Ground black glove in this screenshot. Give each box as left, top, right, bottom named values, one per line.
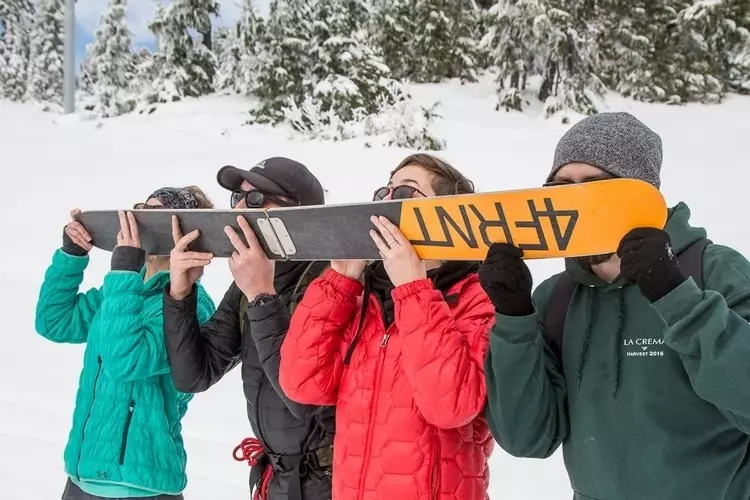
left=62, top=228, right=88, bottom=257
left=617, top=228, right=686, bottom=302
left=478, top=243, right=533, bottom=316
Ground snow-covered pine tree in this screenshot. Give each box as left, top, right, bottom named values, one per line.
left=596, top=0, right=687, bottom=103
left=411, top=0, right=454, bottom=82
left=447, top=0, right=482, bottom=82
left=409, top=0, right=481, bottom=83
left=536, top=1, right=605, bottom=117
left=216, top=0, right=264, bottom=95
left=485, top=0, right=605, bottom=117
left=143, top=0, right=219, bottom=105
left=669, top=0, right=750, bottom=101
left=597, top=0, right=749, bottom=104
left=302, top=0, right=396, bottom=122
left=250, top=0, right=314, bottom=123
left=26, top=0, right=64, bottom=106
left=0, top=0, right=34, bottom=101
left=84, top=0, right=136, bottom=117
left=370, top=0, right=414, bottom=80
left=473, top=0, right=494, bottom=71
left=214, top=25, right=237, bottom=90
left=485, top=0, right=547, bottom=111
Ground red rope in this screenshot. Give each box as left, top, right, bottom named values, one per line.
left=233, top=437, right=272, bottom=500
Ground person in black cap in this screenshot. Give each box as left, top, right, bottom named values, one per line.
left=162, top=157, right=334, bottom=500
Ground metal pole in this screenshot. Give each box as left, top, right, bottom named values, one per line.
left=63, top=0, right=75, bottom=113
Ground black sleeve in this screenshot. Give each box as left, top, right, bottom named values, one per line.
left=248, top=296, right=325, bottom=420
left=163, top=282, right=243, bottom=393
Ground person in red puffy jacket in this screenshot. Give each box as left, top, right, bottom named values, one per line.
left=279, top=153, right=495, bottom=500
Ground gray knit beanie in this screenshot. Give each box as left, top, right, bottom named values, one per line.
left=547, top=112, right=663, bottom=188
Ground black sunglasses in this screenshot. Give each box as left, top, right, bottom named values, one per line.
left=133, top=203, right=167, bottom=209
left=543, top=174, right=617, bottom=188
left=372, top=185, right=427, bottom=201
left=230, top=189, right=298, bottom=209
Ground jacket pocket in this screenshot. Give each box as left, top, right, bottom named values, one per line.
left=430, top=432, right=441, bottom=500
left=119, top=400, right=135, bottom=465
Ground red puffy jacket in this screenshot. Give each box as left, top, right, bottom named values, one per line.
left=279, top=268, right=495, bottom=500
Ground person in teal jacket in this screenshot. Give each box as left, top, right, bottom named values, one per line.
left=35, top=187, right=216, bottom=500
left=479, top=112, right=750, bottom=499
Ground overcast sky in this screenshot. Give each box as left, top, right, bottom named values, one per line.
left=76, top=0, right=272, bottom=44
left=72, top=0, right=271, bottom=64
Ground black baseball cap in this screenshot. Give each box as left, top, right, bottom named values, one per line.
left=216, top=157, right=324, bottom=206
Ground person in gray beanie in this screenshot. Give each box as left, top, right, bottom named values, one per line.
left=479, top=112, right=750, bottom=500
left=547, top=111, right=663, bottom=188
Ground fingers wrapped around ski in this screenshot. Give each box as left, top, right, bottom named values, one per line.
left=116, top=210, right=141, bottom=248
left=170, top=215, right=213, bottom=269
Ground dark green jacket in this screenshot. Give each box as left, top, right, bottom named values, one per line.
left=484, top=202, right=750, bottom=500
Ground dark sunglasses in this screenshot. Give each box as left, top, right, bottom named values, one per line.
left=372, top=185, right=427, bottom=201
left=543, top=174, right=617, bottom=187
left=230, top=189, right=298, bottom=209
left=133, top=203, right=167, bottom=209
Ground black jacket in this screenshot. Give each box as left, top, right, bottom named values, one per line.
left=162, top=260, right=334, bottom=500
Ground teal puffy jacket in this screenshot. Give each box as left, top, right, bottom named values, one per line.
left=35, top=249, right=215, bottom=495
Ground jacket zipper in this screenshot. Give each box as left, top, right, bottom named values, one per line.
left=255, top=376, right=270, bottom=452
left=77, top=355, right=102, bottom=480
left=119, top=400, right=135, bottom=464
left=355, top=317, right=390, bottom=500
left=430, top=431, right=442, bottom=500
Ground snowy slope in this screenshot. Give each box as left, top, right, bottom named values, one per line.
left=2, top=76, right=750, bottom=499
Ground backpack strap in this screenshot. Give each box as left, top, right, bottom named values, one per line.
left=676, top=238, right=711, bottom=289
left=543, top=272, right=577, bottom=362
left=541, top=237, right=711, bottom=363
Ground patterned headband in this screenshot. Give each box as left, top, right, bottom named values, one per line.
left=147, top=187, right=201, bottom=209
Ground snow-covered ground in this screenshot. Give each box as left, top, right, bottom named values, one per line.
left=3, top=76, right=750, bottom=499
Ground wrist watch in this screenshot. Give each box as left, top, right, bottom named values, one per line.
left=248, top=293, right=277, bottom=307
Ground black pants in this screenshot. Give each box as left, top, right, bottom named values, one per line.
left=61, top=479, right=185, bottom=500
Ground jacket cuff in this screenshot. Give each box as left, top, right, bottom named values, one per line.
left=62, top=229, right=88, bottom=257
left=650, top=277, right=704, bottom=328
left=491, top=310, right=541, bottom=343
left=163, top=283, right=198, bottom=307
left=246, top=296, right=286, bottom=322
left=111, top=246, right=146, bottom=272
left=392, top=278, right=434, bottom=301
left=322, top=268, right=364, bottom=296
left=53, top=247, right=90, bottom=268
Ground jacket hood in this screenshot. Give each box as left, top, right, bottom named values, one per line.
left=559, top=202, right=706, bottom=396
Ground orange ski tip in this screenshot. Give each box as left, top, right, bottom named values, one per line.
left=398, top=178, right=668, bottom=261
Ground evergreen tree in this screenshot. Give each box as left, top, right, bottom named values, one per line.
left=250, top=0, right=314, bottom=123
left=597, top=0, right=749, bottom=104
left=144, top=0, right=219, bottom=104
left=485, top=0, right=604, bottom=117
left=0, top=0, right=34, bottom=101
left=536, top=2, right=605, bottom=117
left=216, top=0, right=264, bottom=94
left=26, top=0, right=64, bottom=105
left=447, top=0, right=483, bottom=81
left=371, top=0, right=415, bottom=80
left=411, top=0, right=454, bottom=82
left=304, top=0, right=397, bottom=122
left=485, top=0, right=546, bottom=111
left=671, top=0, right=750, bottom=101
left=597, top=1, right=688, bottom=103
left=85, top=0, right=136, bottom=117
left=408, top=0, right=481, bottom=83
